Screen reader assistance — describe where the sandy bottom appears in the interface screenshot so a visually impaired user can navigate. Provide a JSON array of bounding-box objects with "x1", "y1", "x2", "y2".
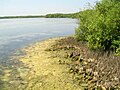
[{"x1": 17, "y1": 38, "x2": 81, "y2": 90}]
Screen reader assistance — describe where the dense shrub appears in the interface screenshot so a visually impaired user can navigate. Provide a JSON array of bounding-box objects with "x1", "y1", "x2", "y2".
[{"x1": 75, "y1": 0, "x2": 120, "y2": 54}]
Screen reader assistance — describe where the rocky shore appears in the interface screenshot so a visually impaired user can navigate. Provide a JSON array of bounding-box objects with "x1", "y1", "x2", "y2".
[
  {"x1": 48, "y1": 37, "x2": 120, "y2": 89},
  {"x1": 2, "y1": 37, "x2": 119, "y2": 90}
]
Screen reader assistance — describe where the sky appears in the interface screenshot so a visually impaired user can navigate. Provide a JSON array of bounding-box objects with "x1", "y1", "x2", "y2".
[{"x1": 0, "y1": 0, "x2": 99, "y2": 16}]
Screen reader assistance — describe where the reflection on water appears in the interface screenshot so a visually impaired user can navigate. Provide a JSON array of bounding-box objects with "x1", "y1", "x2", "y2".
[{"x1": 0, "y1": 18, "x2": 77, "y2": 61}]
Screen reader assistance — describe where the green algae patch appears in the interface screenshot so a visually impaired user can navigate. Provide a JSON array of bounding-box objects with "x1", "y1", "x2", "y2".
[{"x1": 17, "y1": 38, "x2": 81, "y2": 90}]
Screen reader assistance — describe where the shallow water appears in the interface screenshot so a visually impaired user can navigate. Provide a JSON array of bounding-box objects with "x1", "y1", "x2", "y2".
[{"x1": 0, "y1": 18, "x2": 77, "y2": 61}]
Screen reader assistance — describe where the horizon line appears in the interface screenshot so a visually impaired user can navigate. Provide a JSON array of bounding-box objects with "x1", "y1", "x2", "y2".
[{"x1": 0, "y1": 12, "x2": 79, "y2": 17}]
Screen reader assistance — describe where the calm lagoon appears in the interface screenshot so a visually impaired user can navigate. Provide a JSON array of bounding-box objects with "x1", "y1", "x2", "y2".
[{"x1": 0, "y1": 18, "x2": 77, "y2": 62}]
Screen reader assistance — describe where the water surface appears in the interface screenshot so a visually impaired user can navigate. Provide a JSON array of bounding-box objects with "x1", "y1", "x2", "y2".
[{"x1": 0, "y1": 18, "x2": 77, "y2": 62}]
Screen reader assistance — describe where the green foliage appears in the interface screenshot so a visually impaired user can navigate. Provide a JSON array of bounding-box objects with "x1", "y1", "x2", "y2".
[
  {"x1": 45, "y1": 13, "x2": 79, "y2": 18},
  {"x1": 75, "y1": 0, "x2": 120, "y2": 54}
]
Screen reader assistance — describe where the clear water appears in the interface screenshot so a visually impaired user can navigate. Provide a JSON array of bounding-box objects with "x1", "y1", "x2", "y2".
[{"x1": 0, "y1": 18, "x2": 77, "y2": 61}]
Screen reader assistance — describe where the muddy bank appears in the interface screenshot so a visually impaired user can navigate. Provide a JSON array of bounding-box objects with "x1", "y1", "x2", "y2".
[
  {"x1": 11, "y1": 37, "x2": 82, "y2": 90},
  {"x1": 1, "y1": 37, "x2": 120, "y2": 90}
]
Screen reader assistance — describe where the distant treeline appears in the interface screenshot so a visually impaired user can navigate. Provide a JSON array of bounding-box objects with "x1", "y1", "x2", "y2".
[
  {"x1": 45, "y1": 12, "x2": 79, "y2": 18},
  {"x1": 0, "y1": 12, "x2": 79, "y2": 19},
  {"x1": 0, "y1": 15, "x2": 44, "y2": 19}
]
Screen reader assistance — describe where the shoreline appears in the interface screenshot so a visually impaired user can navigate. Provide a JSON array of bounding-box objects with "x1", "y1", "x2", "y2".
[
  {"x1": 1, "y1": 37, "x2": 120, "y2": 89},
  {"x1": 10, "y1": 37, "x2": 81, "y2": 90}
]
